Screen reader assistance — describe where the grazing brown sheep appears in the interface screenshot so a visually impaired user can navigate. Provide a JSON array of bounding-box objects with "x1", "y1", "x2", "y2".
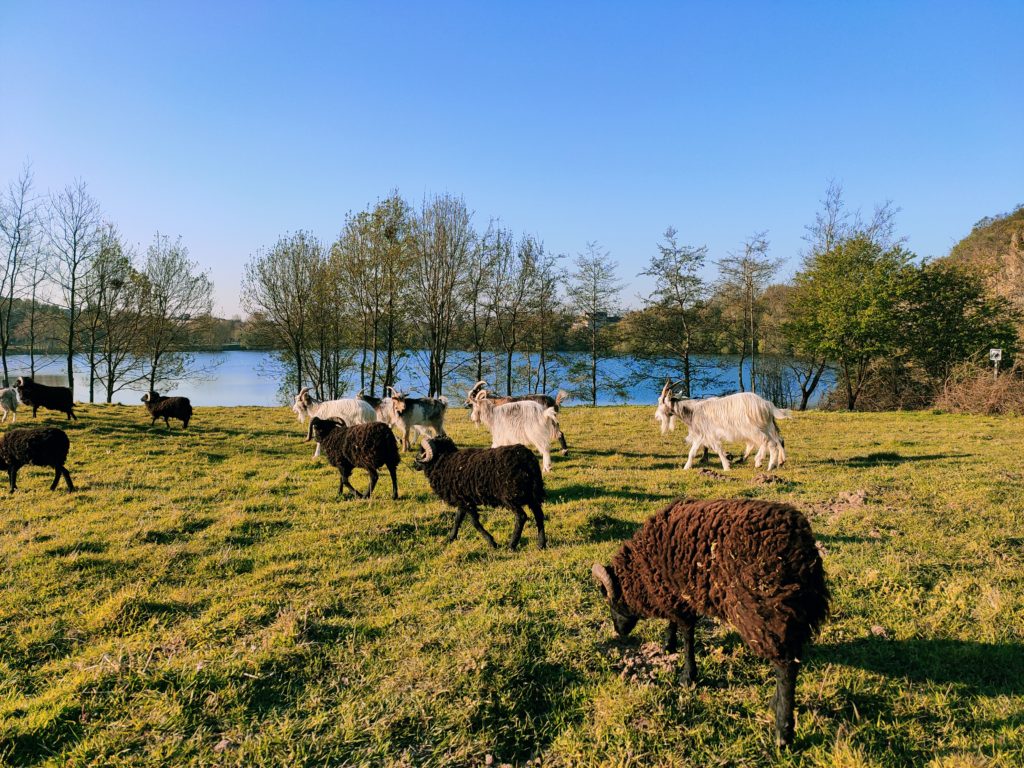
[
  {"x1": 0, "y1": 427, "x2": 75, "y2": 492},
  {"x1": 592, "y1": 498, "x2": 828, "y2": 747}
]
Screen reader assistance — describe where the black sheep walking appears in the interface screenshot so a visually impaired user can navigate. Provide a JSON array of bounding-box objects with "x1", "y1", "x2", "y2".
[
  {"x1": 307, "y1": 416, "x2": 400, "y2": 499},
  {"x1": 0, "y1": 427, "x2": 75, "y2": 492},
  {"x1": 592, "y1": 498, "x2": 828, "y2": 747}
]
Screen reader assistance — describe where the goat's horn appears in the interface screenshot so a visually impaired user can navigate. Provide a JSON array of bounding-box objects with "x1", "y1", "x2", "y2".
[
  {"x1": 420, "y1": 438, "x2": 433, "y2": 462},
  {"x1": 660, "y1": 379, "x2": 673, "y2": 399}
]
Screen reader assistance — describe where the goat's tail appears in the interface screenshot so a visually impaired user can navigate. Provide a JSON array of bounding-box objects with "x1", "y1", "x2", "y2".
[
  {"x1": 554, "y1": 389, "x2": 568, "y2": 407},
  {"x1": 773, "y1": 407, "x2": 793, "y2": 420}
]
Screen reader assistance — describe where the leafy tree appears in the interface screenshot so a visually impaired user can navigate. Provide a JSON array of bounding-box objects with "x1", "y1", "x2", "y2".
[
  {"x1": 902, "y1": 261, "x2": 1018, "y2": 385},
  {"x1": 787, "y1": 235, "x2": 914, "y2": 410}
]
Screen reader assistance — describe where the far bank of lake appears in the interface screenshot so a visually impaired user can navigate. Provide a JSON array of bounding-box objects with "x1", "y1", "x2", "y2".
[{"x1": 3, "y1": 350, "x2": 834, "y2": 408}]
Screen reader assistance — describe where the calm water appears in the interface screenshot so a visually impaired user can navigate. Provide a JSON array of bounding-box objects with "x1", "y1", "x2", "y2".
[{"x1": 2, "y1": 351, "x2": 834, "y2": 407}]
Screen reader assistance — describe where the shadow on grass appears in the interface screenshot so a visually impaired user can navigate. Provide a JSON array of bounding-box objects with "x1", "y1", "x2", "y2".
[
  {"x1": 821, "y1": 452, "x2": 972, "y2": 467},
  {"x1": 580, "y1": 512, "x2": 642, "y2": 543},
  {"x1": 816, "y1": 638, "x2": 1024, "y2": 696},
  {"x1": 554, "y1": 484, "x2": 675, "y2": 503}
]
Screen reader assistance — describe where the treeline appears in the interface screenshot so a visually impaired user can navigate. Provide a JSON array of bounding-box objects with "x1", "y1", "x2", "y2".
[
  {"x1": 244, "y1": 184, "x2": 1019, "y2": 409},
  {"x1": 0, "y1": 165, "x2": 215, "y2": 401}
]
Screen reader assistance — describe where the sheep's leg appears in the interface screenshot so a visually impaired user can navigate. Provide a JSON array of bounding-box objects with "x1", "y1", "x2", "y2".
[
  {"x1": 50, "y1": 467, "x2": 61, "y2": 491},
  {"x1": 62, "y1": 468, "x2": 75, "y2": 492},
  {"x1": 682, "y1": 442, "x2": 701, "y2": 470},
  {"x1": 165, "y1": 416, "x2": 171, "y2": 429},
  {"x1": 466, "y1": 508, "x2": 498, "y2": 548},
  {"x1": 701, "y1": 447, "x2": 711, "y2": 465},
  {"x1": 341, "y1": 469, "x2": 363, "y2": 498},
  {"x1": 387, "y1": 463, "x2": 398, "y2": 500},
  {"x1": 680, "y1": 623, "x2": 697, "y2": 685},
  {"x1": 32, "y1": 406, "x2": 38, "y2": 417},
  {"x1": 447, "y1": 508, "x2": 467, "y2": 542},
  {"x1": 528, "y1": 501, "x2": 546, "y2": 549},
  {"x1": 557, "y1": 430, "x2": 569, "y2": 457},
  {"x1": 713, "y1": 442, "x2": 731, "y2": 471},
  {"x1": 364, "y1": 468, "x2": 379, "y2": 499},
  {"x1": 151, "y1": 416, "x2": 157, "y2": 427},
  {"x1": 8, "y1": 467, "x2": 17, "y2": 493},
  {"x1": 772, "y1": 660, "x2": 799, "y2": 747},
  {"x1": 665, "y1": 621, "x2": 678, "y2": 652},
  {"x1": 508, "y1": 507, "x2": 528, "y2": 550}
]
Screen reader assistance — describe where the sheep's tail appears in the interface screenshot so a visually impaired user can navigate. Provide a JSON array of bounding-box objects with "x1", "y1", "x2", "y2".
[{"x1": 554, "y1": 389, "x2": 568, "y2": 407}]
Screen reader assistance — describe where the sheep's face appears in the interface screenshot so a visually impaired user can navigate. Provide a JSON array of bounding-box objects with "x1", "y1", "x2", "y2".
[
  {"x1": 309, "y1": 417, "x2": 343, "y2": 443},
  {"x1": 592, "y1": 563, "x2": 639, "y2": 637}
]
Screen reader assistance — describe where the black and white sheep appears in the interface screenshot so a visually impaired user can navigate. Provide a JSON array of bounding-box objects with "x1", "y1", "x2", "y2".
[
  {"x1": 592, "y1": 498, "x2": 829, "y2": 747},
  {"x1": 142, "y1": 391, "x2": 193, "y2": 429},
  {"x1": 0, "y1": 386, "x2": 17, "y2": 423},
  {"x1": 15, "y1": 376, "x2": 77, "y2": 421},
  {"x1": 307, "y1": 416, "x2": 400, "y2": 499},
  {"x1": 413, "y1": 436, "x2": 546, "y2": 550},
  {"x1": 0, "y1": 427, "x2": 75, "y2": 493}
]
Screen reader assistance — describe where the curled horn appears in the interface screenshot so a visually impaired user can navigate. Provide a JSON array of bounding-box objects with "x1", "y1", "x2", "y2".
[
  {"x1": 591, "y1": 563, "x2": 616, "y2": 598},
  {"x1": 670, "y1": 380, "x2": 687, "y2": 392},
  {"x1": 420, "y1": 438, "x2": 433, "y2": 462}
]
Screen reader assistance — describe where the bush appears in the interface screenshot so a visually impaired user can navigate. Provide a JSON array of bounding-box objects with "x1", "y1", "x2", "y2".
[{"x1": 933, "y1": 363, "x2": 1024, "y2": 415}]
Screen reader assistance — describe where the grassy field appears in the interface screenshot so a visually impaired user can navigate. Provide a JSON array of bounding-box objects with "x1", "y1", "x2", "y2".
[{"x1": 0, "y1": 404, "x2": 1021, "y2": 767}]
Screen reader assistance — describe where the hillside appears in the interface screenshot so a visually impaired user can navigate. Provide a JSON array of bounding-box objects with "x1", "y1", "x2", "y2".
[{"x1": 945, "y1": 205, "x2": 1024, "y2": 329}]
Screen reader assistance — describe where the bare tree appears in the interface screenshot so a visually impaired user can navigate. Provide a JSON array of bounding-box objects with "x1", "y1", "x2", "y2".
[
  {"x1": 47, "y1": 180, "x2": 102, "y2": 394},
  {"x1": 488, "y1": 229, "x2": 540, "y2": 394},
  {"x1": 716, "y1": 232, "x2": 781, "y2": 393},
  {"x1": 409, "y1": 193, "x2": 474, "y2": 396},
  {"x1": 529, "y1": 250, "x2": 564, "y2": 393},
  {"x1": 86, "y1": 228, "x2": 148, "y2": 402},
  {"x1": 465, "y1": 220, "x2": 500, "y2": 384},
  {"x1": 567, "y1": 241, "x2": 624, "y2": 405},
  {"x1": 18, "y1": 245, "x2": 51, "y2": 376},
  {"x1": 0, "y1": 164, "x2": 38, "y2": 386},
  {"x1": 241, "y1": 231, "x2": 320, "y2": 393},
  {"x1": 138, "y1": 233, "x2": 214, "y2": 392}
]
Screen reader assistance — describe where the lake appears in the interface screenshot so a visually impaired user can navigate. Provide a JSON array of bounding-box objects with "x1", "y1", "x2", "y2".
[{"x1": 2, "y1": 351, "x2": 835, "y2": 407}]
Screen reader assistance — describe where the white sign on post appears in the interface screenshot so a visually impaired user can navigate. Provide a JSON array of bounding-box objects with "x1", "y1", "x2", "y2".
[{"x1": 989, "y1": 348, "x2": 1003, "y2": 362}]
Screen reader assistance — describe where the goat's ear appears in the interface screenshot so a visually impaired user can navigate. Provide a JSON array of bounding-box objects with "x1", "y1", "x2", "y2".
[{"x1": 591, "y1": 563, "x2": 618, "y2": 599}]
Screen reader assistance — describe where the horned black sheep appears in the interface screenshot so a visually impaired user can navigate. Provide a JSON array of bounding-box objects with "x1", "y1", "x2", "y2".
[
  {"x1": 0, "y1": 427, "x2": 75, "y2": 493},
  {"x1": 592, "y1": 498, "x2": 829, "y2": 747},
  {"x1": 307, "y1": 416, "x2": 400, "y2": 499},
  {"x1": 142, "y1": 391, "x2": 193, "y2": 429},
  {"x1": 15, "y1": 376, "x2": 77, "y2": 420},
  {"x1": 413, "y1": 436, "x2": 546, "y2": 550}
]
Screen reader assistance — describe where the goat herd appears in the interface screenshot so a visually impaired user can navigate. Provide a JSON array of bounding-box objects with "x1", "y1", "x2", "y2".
[{"x1": 0, "y1": 374, "x2": 827, "y2": 748}]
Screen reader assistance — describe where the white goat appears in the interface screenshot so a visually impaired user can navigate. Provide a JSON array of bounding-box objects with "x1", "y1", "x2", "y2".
[
  {"x1": 291, "y1": 387, "x2": 377, "y2": 458},
  {"x1": 376, "y1": 387, "x2": 448, "y2": 452},
  {"x1": 657, "y1": 381, "x2": 791, "y2": 471},
  {"x1": 0, "y1": 387, "x2": 17, "y2": 423},
  {"x1": 469, "y1": 389, "x2": 561, "y2": 473}
]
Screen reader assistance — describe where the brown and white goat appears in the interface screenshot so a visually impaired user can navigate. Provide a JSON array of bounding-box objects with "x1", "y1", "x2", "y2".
[{"x1": 375, "y1": 387, "x2": 448, "y2": 452}]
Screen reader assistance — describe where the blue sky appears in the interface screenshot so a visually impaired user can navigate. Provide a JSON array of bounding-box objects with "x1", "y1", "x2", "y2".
[{"x1": 2, "y1": 1, "x2": 1021, "y2": 316}]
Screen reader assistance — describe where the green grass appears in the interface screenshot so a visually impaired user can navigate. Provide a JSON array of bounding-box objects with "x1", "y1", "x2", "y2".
[{"x1": 1, "y1": 405, "x2": 1022, "y2": 766}]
